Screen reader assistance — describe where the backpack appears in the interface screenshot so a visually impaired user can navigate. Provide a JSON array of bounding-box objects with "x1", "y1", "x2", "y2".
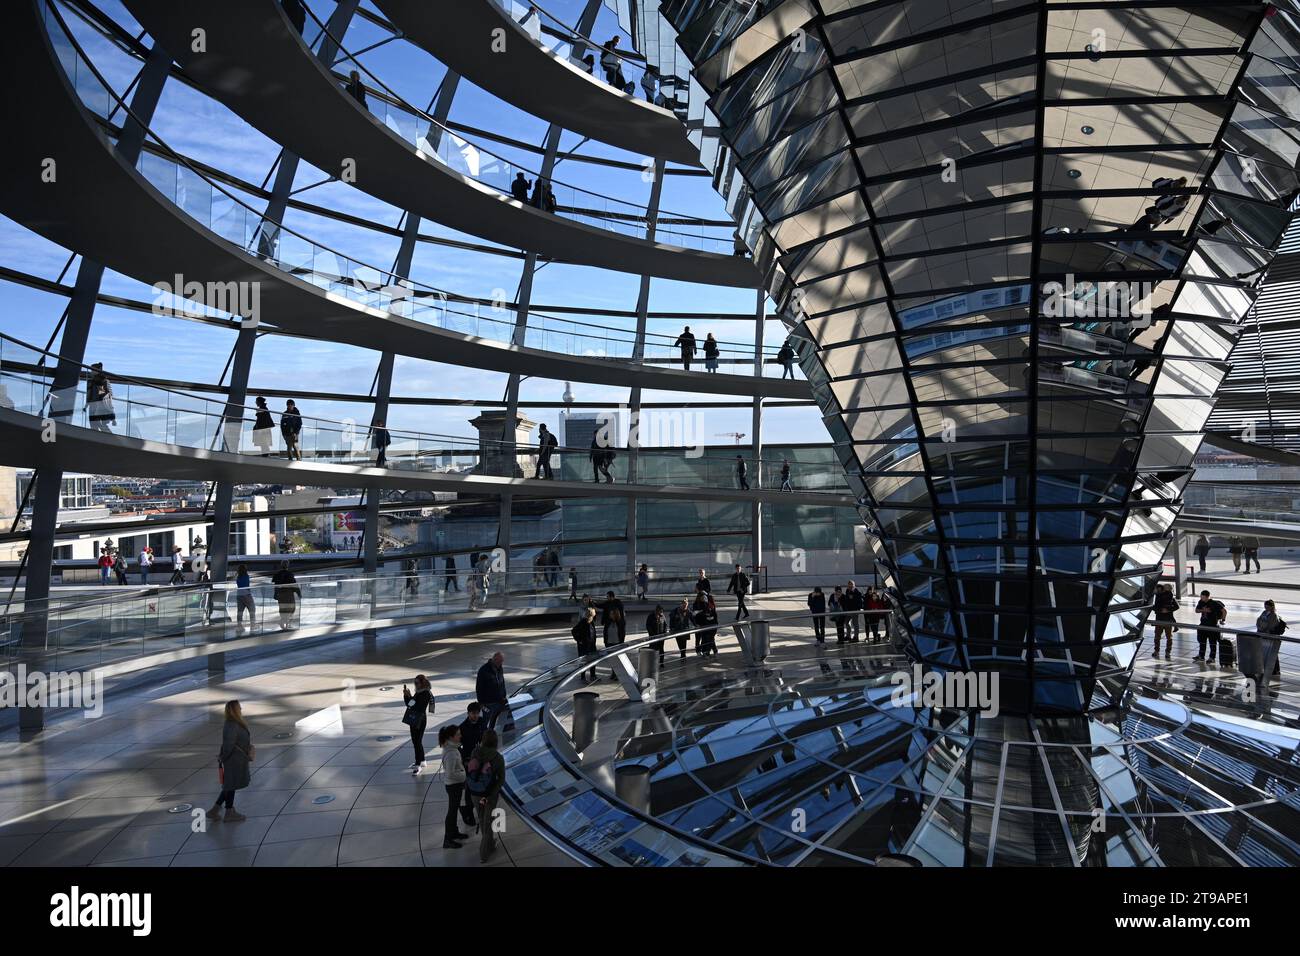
[{"x1": 466, "y1": 751, "x2": 497, "y2": 796}]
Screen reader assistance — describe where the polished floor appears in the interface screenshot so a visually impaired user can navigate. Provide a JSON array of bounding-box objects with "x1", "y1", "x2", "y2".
[{"x1": 0, "y1": 615, "x2": 584, "y2": 867}]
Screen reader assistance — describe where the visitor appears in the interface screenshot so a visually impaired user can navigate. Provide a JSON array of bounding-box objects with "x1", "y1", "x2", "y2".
[
  {"x1": 402, "y1": 675, "x2": 434, "y2": 775},
  {"x1": 535, "y1": 423, "x2": 557, "y2": 479},
  {"x1": 703, "y1": 333, "x2": 720, "y2": 373},
  {"x1": 444, "y1": 554, "x2": 459, "y2": 592},
  {"x1": 735, "y1": 455, "x2": 749, "y2": 490},
  {"x1": 86, "y1": 363, "x2": 115, "y2": 432},
  {"x1": 1228, "y1": 535, "x2": 1243, "y2": 572},
  {"x1": 252, "y1": 397, "x2": 274, "y2": 456},
  {"x1": 669, "y1": 598, "x2": 693, "y2": 658},
  {"x1": 597, "y1": 590, "x2": 627, "y2": 647},
  {"x1": 404, "y1": 557, "x2": 419, "y2": 596},
  {"x1": 113, "y1": 551, "x2": 129, "y2": 585},
  {"x1": 281, "y1": 0, "x2": 306, "y2": 35},
  {"x1": 646, "y1": 604, "x2": 669, "y2": 665},
  {"x1": 590, "y1": 434, "x2": 615, "y2": 483},
  {"x1": 1152, "y1": 582, "x2": 1177, "y2": 658},
  {"x1": 281, "y1": 399, "x2": 302, "y2": 460},
  {"x1": 726, "y1": 563, "x2": 750, "y2": 620},
  {"x1": 511, "y1": 172, "x2": 532, "y2": 203},
  {"x1": 208, "y1": 700, "x2": 253, "y2": 823},
  {"x1": 1193, "y1": 534, "x2": 1211, "y2": 573},
  {"x1": 1242, "y1": 600, "x2": 1287, "y2": 695},
  {"x1": 673, "y1": 326, "x2": 697, "y2": 371},
  {"x1": 547, "y1": 547, "x2": 561, "y2": 587},
  {"x1": 475, "y1": 652, "x2": 508, "y2": 729},
  {"x1": 581, "y1": 53, "x2": 595, "y2": 74},
  {"x1": 636, "y1": 563, "x2": 649, "y2": 600},
  {"x1": 568, "y1": 566, "x2": 579, "y2": 602},
  {"x1": 1243, "y1": 535, "x2": 1261, "y2": 574},
  {"x1": 345, "y1": 69, "x2": 367, "y2": 107},
  {"x1": 695, "y1": 567, "x2": 712, "y2": 596},
  {"x1": 168, "y1": 545, "x2": 185, "y2": 585},
  {"x1": 599, "y1": 36, "x2": 625, "y2": 88},
  {"x1": 371, "y1": 419, "x2": 391, "y2": 467},
  {"x1": 830, "y1": 585, "x2": 847, "y2": 643},
  {"x1": 97, "y1": 548, "x2": 112, "y2": 585},
  {"x1": 272, "y1": 560, "x2": 300, "y2": 630},
  {"x1": 1194, "y1": 589, "x2": 1226, "y2": 663},
  {"x1": 475, "y1": 552, "x2": 492, "y2": 605},
  {"x1": 467, "y1": 730, "x2": 506, "y2": 863},
  {"x1": 866, "y1": 586, "x2": 889, "y2": 642},
  {"x1": 780, "y1": 458, "x2": 792, "y2": 492},
  {"x1": 692, "y1": 591, "x2": 719, "y2": 655},
  {"x1": 843, "y1": 580, "x2": 864, "y2": 642},
  {"x1": 572, "y1": 606, "x2": 599, "y2": 682},
  {"x1": 138, "y1": 545, "x2": 153, "y2": 585},
  {"x1": 808, "y1": 586, "x2": 827, "y2": 643},
  {"x1": 777, "y1": 340, "x2": 796, "y2": 379},
  {"x1": 235, "y1": 562, "x2": 256, "y2": 629},
  {"x1": 457, "y1": 703, "x2": 484, "y2": 827},
  {"x1": 438, "y1": 724, "x2": 469, "y2": 848}
]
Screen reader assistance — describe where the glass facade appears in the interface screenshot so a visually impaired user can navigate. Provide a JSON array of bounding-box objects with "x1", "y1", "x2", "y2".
[{"x1": 619, "y1": 0, "x2": 1300, "y2": 715}]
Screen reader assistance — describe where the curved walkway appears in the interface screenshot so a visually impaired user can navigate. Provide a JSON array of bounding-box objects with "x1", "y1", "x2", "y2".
[
  {"x1": 0, "y1": 0, "x2": 798, "y2": 397},
  {"x1": 372, "y1": 0, "x2": 697, "y2": 164},
  {"x1": 0, "y1": 406, "x2": 857, "y2": 508},
  {"x1": 121, "y1": 0, "x2": 754, "y2": 285}
]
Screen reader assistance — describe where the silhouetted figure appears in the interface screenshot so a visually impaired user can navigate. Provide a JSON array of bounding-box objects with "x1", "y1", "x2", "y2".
[{"x1": 673, "y1": 326, "x2": 697, "y2": 370}]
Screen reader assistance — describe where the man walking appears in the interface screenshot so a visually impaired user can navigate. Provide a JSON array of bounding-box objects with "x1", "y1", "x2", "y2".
[
  {"x1": 735, "y1": 455, "x2": 749, "y2": 490},
  {"x1": 727, "y1": 563, "x2": 751, "y2": 620},
  {"x1": 535, "y1": 423, "x2": 557, "y2": 479}
]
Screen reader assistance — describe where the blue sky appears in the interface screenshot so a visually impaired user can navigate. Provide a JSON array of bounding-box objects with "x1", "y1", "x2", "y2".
[{"x1": 0, "y1": 0, "x2": 825, "y2": 447}]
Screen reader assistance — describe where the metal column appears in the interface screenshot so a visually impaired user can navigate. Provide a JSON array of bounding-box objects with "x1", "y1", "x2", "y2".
[
  {"x1": 751, "y1": 288, "x2": 766, "y2": 572},
  {"x1": 624, "y1": 158, "x2": 666, "y2": 580},
  {"x1": 19, "y1": 43, "x2": 172, "y2": 732},
  {"x1": 361, "y1": 72, "x2": 461, "y2": 573},
  {"x1": 209, "y1": 0, "x2": 360, "y2": 584}
]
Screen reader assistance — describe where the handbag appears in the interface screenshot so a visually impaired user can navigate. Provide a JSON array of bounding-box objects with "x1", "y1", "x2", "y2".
[{"x1": 402, "y1": 703, "x2": 424, "y2": 726}]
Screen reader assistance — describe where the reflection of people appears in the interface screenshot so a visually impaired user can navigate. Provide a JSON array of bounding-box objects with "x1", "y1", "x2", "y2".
[{"x1": 1152, "y1": 583, "x2": 1177, "y2": 658}]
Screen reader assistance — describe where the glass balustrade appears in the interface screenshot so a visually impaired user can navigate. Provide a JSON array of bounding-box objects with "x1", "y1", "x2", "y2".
[{"x1": 0, "y1": 339, "x2": 838, "y2": 491}]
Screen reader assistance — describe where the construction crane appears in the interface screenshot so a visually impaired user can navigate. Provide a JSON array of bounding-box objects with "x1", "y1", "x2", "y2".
[{"x1": 715, "y1": 432, "x2": 746, "y2": 445}]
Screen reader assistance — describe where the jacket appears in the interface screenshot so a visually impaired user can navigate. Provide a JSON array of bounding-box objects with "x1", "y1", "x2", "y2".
[
  {"x1": 402, "y1": 687, "x2": 433, "y2": 725},
  {"x1": 597, "y1": 598, "x2": 625, "y2": 628},
  {"x1": 1193, "y1": 537, "x2": 1211, "y2": 555},
  {"x1": 571, "y1": 618, "x2": 598, "y2": 654},
  {"x1": 475, "y1": 659, "x2": 507, "y2": 705},
  {"x1": 458, "y1": 716, "x2": 484, "y2": 762},
  {"x1": 843, "y1": 588, "x2": 864, "y2": 612},
  {"x1": 253, "y1": 409, "x2": 274, "y2": 431},
  {"x1": 807, "y1": 591, "x2": 826, "y2": 614},
  {"x1": 272, "y1": 569, "x2": 299, "y2": 603},
  {"x1": 441, "y1": 743, "x2": 466, "y2": 785},
  {"x1": 646, "y1": 611, "x2": 668, "y2": 637},
  {"x1": 469, "y1": 745, "x2": 506, "y2": 801},
  {"x1": 727, "y1": 571, "x2": 749, "y2": 596},
  {"x1": 219, "y1": 719, "x2": 253, "y2": 791},
  {"x1": 1240, "y1": 610, "x2": 1286, "y2": 676},
  {"x1": 669, "y1": 606, "x2": 692, "y2": 633},
  {"x1": 280, "y1": 410, "x2": 302, "y2": 436}
]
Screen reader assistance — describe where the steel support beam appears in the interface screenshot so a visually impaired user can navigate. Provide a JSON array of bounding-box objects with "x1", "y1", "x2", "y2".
[{"x1": 18, "y1": 41, "x2": 172, "y2": 731}]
